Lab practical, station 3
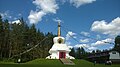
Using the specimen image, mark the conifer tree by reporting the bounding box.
[69,47,75,57]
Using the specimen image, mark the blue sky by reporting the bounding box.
[0,0,120,52]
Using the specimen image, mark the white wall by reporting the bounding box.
[109,51,120,59]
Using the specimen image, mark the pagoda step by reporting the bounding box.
[60,58,75,65]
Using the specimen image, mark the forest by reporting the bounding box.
[0,15,56,62]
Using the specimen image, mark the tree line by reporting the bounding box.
[69,36,120,60]
[69,47,89,59]
[0,15,56,62]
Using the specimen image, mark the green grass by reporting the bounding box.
[0,59,120,67]
[26,59,64,66]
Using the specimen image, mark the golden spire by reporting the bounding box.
[58,22,61,37]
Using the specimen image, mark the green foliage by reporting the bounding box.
[69,48,75,57]
[75,47,87,59]
[0,15,55,62]
[0,16,4,59]
[113,36,120,53]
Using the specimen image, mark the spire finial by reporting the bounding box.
[58,21,61,37]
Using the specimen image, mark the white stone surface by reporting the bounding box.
[46,36,75,59]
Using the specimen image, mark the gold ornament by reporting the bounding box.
[58,38,63,44]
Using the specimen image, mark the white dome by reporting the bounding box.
[53,37,65,44]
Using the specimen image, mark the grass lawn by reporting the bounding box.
[0,59,120,67]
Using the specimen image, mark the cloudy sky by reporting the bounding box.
[0,0,120,52]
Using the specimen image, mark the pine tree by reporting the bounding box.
[0,15,4,59]
[76,47,81,59]
[3,19,10,58]
[113,36,120,52]
[69,47,75,57]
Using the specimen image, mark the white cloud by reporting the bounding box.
[68,46,73,49]
[59,0,67,4]
[91,38,114,46]
[28,0,96,24]
[66,31,76,40]
[0,11,21,20]
[65,41,71,45]
[74,44,97,51]
[81,31,90,36]
[74,44,89,48]
[10,20,21,24]
[33,0,58,13]
[80,39,89,43]
[28,0,59,24]
[53,18,62,23]
[96,34,101,39]
[91,17,120,36]
[74,38,114,51]
[87,46,97,52]
[65,41,73,49]
[109,46,114,49]
[70,0,96,8]
[28,11,46,24]
[0,11,12,19]
[18,13,22,16]
[88,46,97,50]
[14,17,17,20]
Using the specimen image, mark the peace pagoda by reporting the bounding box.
[46,22,75,59]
